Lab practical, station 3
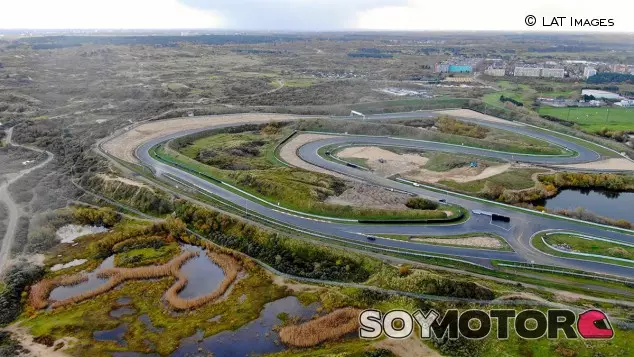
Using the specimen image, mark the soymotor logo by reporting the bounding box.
[359,309,613,340]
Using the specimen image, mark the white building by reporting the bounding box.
[514,67,541,77]
[616,99,634,107]
[581,89,623,100]
[583,67,597,79]
[484,67,505,77]
[541,68,565,79]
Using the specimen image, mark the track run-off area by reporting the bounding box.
[100,109,634,280]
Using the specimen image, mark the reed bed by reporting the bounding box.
[29,274,88,309]
[165,251,242,310]
[49,251,198,309]
[36,247,243,311]
[279,308,361,347]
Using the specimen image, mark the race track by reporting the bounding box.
[115,110,634,278]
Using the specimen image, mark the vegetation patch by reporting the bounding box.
[533,233,634,268]
[279,307,361,347]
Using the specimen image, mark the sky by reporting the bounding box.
[0,0,632,32]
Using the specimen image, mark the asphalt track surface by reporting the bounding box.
[133,112,634,278]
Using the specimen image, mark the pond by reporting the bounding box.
[540,188,634,222]
[49,256,114,301]
[169,296,320,357]
[94,324,128,346]
[178,245,226,299]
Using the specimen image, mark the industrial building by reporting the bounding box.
[514,66,565,78]
[541,68,565,78]
[581,89,623,100]
[513,67,541,77]
[583,67,597,79]
[434,58,482,74]
[484,67,505,77]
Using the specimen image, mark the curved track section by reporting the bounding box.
[132,112,634,278]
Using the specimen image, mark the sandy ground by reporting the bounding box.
[103,113,303,163]
[434,108,524,126]
[3,323,75,357]
[374,335,442,357]
[97,173,152,190]
[326,183,411,210]
[338,146,429,177]
[406,163,512,184]
[338,145,511,183]
[269,271,322,293]
[51,258,88,272]
[556,158,634,171]
[279,133,350,180]
[411,236,503,249]
[56,224,109,244]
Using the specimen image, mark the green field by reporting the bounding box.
[533,233,634,268]
[538,106,634,132]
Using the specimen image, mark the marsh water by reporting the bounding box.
[50,244,225,302]
[169,296,320,357]
[178,245,225,299]
[49,256,114,301]
[539,188,634,222]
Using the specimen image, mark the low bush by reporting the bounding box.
[436,116,489,139]
[405,197,439,210]
[0,263,44,325]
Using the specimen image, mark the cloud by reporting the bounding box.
[355,0,633,32]
[179,0,406,30]
[0,0,223,29]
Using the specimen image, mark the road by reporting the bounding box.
[0,128,54,274]
[121,111,634,278]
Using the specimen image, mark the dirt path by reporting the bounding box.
[3,323,74,357]
[555,158,634,171]
[103,113,306,164]
[373,334,442,357]
[0,128,54,274]
[434,108,524,126]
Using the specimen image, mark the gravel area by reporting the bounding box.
[325,183,411,210]
[338,146,428,177]
[411,236,503,249]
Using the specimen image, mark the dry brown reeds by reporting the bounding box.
[165,251,242,310]
[29,274,88,309]
[34,247,243,311]
[49,251,198,309]
[279,308,362,347]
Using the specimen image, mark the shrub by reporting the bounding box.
[406,197,439,210]
[436,117,489,139]
[0,263,44,325]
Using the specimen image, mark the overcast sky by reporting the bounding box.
[1,0,632,32]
